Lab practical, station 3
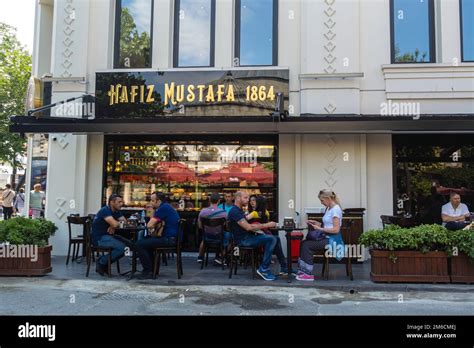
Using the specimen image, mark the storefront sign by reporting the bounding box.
[95,69,289,118]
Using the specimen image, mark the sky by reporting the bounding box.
[0,0,36,52]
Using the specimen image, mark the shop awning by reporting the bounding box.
[9,114,474,135]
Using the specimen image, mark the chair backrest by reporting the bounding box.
[67,215,89,239]
[200,217,226,237]
[340,219,354,244]
[177,219,186,247]
[380,215,393,229]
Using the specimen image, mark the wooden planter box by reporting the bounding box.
[0,245,52,276]
[450,253,474,284]
[370,250,450,283]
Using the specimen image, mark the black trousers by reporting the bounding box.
[2,206,13,220]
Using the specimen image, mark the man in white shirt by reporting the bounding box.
[441,192,471,231]
[1,184,15,220]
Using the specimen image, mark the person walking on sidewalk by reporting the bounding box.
[1,184,15,220]
[14,188,25,216]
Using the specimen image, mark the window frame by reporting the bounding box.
[390,0,436,64]
[460,0,474,62]
[173,0,216,68]
[113,0,155,69]
[234,0,278,67]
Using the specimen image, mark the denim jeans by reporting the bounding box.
[239,234,277,270]
[135,236,176,273]
[204,231,231,248]
[96,235,127,266]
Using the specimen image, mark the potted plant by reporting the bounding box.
[447,225,474,284]
[359,224,450,283]
[0,217,57,276]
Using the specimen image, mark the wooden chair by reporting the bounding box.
[152,219,185,279]
[85,217,121,277]
[313,220,354,280]
[66,215,87,265]
[200,217,227,270]
[380,215,394,229]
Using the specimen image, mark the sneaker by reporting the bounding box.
[95,263,108,276]
[296,273,315,281]
[197,256,203,263]
[136,271,153,280]
[257,267,277,281]
[213,257,223,265]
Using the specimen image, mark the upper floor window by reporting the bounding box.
[390,0,435,63]
[235,0,277,66]
[460,0,474,62]
[174,0,215,67]
[114,0,153,68]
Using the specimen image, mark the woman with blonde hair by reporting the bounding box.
[296,189,345,281]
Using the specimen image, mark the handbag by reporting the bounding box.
[307,229,326,241]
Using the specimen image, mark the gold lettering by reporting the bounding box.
[226,84,235,102]
[165,82,175,105]
[197,85,206,102]
[187,85,195,102]
[108,85,118,106]
[217,84,225,102]
[176,85,185,103]
[120,85,128,103]
[130,86,138,103]
[140,85,145,103]
[206,85,215,103]
[146,85,155,103]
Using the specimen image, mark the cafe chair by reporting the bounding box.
[85,218,121,277]
[200,217,227,270]
[152,219,185,279]
[313,220,354,281]
[66,215,87,265]
[380,215,394,229]
[228,233,260,280]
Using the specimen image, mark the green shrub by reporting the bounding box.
[0,217,57,247]
[447,227,474,260]
[359,224,450,253]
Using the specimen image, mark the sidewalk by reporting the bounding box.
[30,253,474,293]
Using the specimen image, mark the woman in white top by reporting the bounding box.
[296,189,344,281]
[14,188,26,216]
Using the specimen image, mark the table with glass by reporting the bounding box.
[114,224,147,279]
[269,226,307,283]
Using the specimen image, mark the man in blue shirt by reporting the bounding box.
[218,192,234,213]
[91,194,127,276]
[135,192,180,279]
[227,191,279,281]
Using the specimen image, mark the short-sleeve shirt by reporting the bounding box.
[227,205,248,244]
[322,204,343,230]
[199,207,227,235]
[441,202,470,225]
[218,203,234,214]
[153,202,180,238]
[30,191,45,209]
[91,205,123,245]
[1,190,15,207]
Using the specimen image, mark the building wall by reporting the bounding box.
[30,0,473,255]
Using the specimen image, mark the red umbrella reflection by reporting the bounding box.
[154,161,195,183]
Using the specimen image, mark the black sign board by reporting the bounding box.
[95,69,289,119]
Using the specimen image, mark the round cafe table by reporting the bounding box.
[269,227,307,283]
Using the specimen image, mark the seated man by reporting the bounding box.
[135,192,180,279]
[91,194,128,276]
[442,192,471,231]
[227,191,280,281]
[197,192,230,265]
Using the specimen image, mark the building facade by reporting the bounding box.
[10,0,474,255]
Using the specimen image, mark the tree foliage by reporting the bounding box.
[0,23,31,168]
